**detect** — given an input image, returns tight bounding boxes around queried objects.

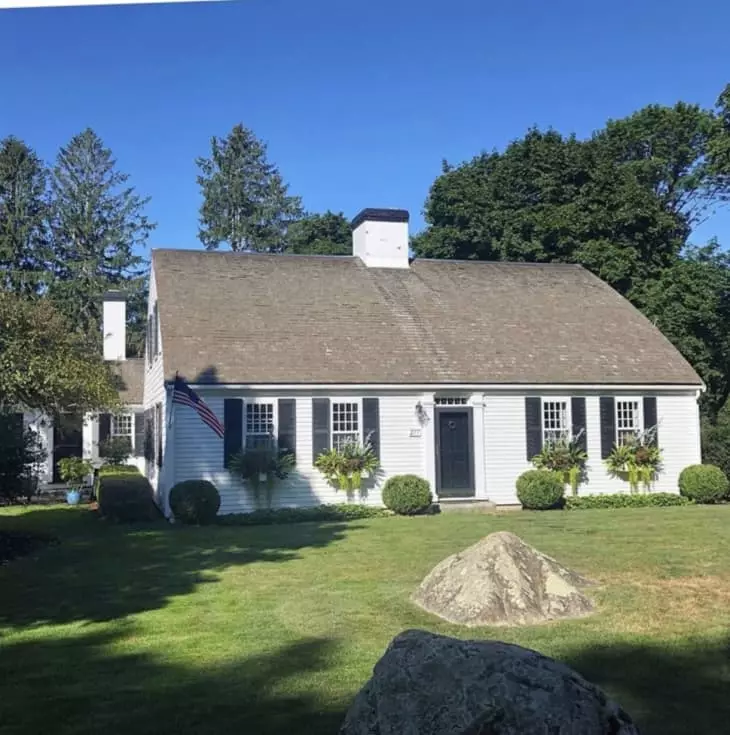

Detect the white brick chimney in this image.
[102,290,126,361]
[351,208,410,268]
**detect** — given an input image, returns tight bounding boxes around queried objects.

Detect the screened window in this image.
[542,400,569,444]
[246,403,274,449]
[111,414,133,440]
[332,402,359,450]
[616,400,641,444]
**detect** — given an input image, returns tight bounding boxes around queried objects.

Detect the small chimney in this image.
[351,208,410,269]
[102,290,127,361]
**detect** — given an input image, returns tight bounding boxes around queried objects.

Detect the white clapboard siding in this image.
[483,395,532,504]
[171,393,426,516]
[142,265,166,496]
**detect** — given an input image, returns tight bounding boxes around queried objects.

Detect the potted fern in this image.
[57,457,93,505]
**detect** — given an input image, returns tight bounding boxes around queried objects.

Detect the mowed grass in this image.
[1,505,730,734]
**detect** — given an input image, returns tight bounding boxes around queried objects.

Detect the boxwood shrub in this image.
[516,470,564,510]
[381,475,432,515]
[169,480,221,525]
[97,466,160,522]
[565,493,692,510]
[678,464,729,504]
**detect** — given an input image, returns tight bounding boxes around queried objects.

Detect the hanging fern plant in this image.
[228,440,296,509]
[531,433,587,496]
[315,439,379,493]
[605,428,662,493]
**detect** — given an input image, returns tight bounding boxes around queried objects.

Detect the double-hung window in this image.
[332,401,360,450]
[542,399,569,444]
[616,399,641,444]
[246,402,275,449]
[111,413,134,452]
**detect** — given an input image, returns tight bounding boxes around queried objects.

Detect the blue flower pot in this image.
[66,489,81,506]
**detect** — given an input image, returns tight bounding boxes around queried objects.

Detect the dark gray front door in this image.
[436,408,474,497]
[53,414,83,483]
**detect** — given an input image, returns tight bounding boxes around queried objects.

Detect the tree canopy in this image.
[285,211,351,255]
[0,292,119,416]
[414,88,730,414]
[197,123,302,252]
[48,128,152,349]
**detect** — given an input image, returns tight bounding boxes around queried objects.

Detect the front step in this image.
[436,498,498,513]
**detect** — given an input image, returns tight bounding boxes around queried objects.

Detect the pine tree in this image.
[0,137,50,295]
[197,124,302,252]
[49,129,153,349]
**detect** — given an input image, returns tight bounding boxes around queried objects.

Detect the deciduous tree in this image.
[285,211,351,255]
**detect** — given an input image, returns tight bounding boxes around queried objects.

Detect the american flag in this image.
[172,377,224,438]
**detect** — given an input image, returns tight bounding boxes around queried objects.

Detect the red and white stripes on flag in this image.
[171,377,224,438]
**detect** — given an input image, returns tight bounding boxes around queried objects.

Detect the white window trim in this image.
[244,399,278,448]
[330,397,363,449]
[111,412,135,452]
[541,397,571,445]
[615,397,644,444]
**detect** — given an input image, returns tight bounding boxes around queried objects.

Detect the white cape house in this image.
[140,208,703,516]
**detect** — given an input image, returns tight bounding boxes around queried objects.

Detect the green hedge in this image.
[97,465,161,523]
[218,504,390,526]
[169,480,220,525]
[565,493,692,510]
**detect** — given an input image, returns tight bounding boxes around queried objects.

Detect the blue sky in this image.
[1,0,728,251]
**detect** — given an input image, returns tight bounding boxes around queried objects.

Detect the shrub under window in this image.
[678,464,729,504]
[97,466,160,523]
[169,480,221,524]
[516,470,564,510]
[382,475,432,515]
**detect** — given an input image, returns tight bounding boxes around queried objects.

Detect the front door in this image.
[436,408,474,497]
[52,414,83,483]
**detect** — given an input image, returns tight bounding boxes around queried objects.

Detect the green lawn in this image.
[1,505,730,734]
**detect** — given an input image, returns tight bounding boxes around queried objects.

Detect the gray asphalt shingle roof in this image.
[152,249,701,386]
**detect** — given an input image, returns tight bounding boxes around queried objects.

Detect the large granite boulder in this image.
[412,531,593,626]
[340,630,639,735]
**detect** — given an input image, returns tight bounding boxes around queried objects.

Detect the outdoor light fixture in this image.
[415,401,429,425]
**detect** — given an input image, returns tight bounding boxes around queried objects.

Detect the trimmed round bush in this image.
[678,464,729,504]
[516,470,564,510]
[382,475,432,515]
[169,480,221,524]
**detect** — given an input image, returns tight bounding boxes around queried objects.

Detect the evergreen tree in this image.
[0,137,50,295]
[48,129,153,350]
[197,123,302,252]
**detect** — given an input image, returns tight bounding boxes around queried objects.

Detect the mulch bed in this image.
[0,531,58,565]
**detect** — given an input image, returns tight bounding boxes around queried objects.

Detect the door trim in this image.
[434,406,475,496]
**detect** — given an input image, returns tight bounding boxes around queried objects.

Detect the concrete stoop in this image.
[436,498,499,513]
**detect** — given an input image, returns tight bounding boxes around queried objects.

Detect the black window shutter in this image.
[643,396,658,446]
[525,397,542,461]
[312,398,330,465]
[98,413,111,456]
[571,397,587,452]
[155,403,163,468]
[600,397,616,459]
[134,411,145,457]
[223,399,243,468]
[363,398,380,459]
[277,399,296,456]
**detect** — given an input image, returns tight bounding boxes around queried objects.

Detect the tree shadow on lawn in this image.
[0,629,348,735]
[0,507,359,629]
[563,636,730,735]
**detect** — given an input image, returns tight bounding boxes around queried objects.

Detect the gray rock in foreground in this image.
[412,531,594,626]
[340,630,639,735]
